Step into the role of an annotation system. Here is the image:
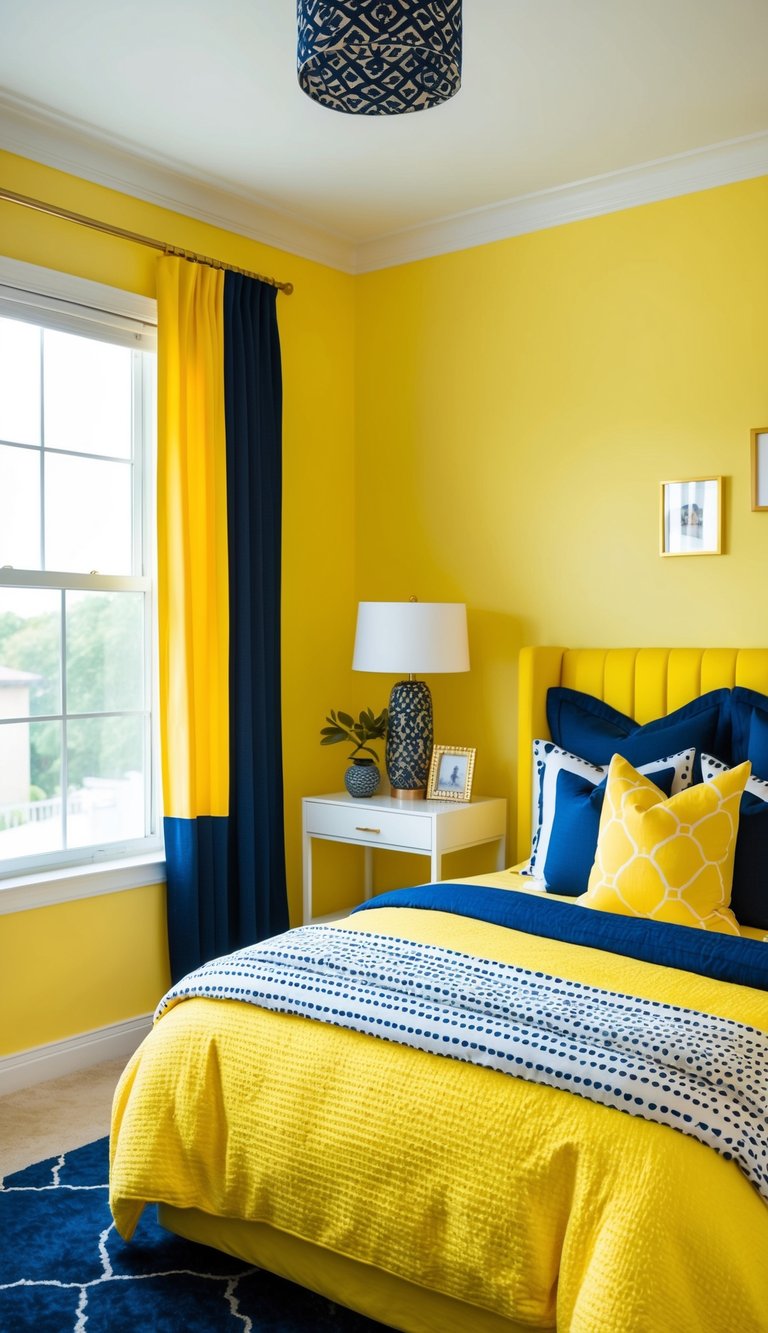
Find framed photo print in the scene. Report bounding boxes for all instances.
[751,429,768,511]
[427,745,476,802]
[660,476,722,557]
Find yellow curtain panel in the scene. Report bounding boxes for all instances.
[157,259,229,819]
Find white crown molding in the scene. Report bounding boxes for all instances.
[0,91,357,274]
[354,130,768,272]
[1,91,766,277]
[0,1013,152,1097]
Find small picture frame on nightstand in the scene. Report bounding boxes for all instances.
[427,746,476,802]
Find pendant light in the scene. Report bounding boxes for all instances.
[297,1,462,116]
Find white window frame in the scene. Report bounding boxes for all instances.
[0,257,164,910]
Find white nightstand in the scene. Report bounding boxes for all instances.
[302,791,507,924]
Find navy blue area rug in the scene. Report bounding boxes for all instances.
[0,1137,393,1332]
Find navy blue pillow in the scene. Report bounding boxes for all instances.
[702,752,768,929]
[543,763,677,897]
[731,687,768,779]
[546,686,731,778]
[731,793,768,930]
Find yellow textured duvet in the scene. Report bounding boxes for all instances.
[110,903,768,1332]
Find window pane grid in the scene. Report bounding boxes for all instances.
[0,321,137,578]
[0,588,153,864]
[0,436,136,467]
[0,710,151,725]
[0,586,151,841]
[131,350,144,580]
[39,331,45,570]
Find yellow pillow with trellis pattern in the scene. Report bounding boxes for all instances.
[583,754,750,935]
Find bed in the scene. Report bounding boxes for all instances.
[110,646,768,1333]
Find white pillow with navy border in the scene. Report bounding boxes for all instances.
[701,752,768,799]
[521,740,696,882]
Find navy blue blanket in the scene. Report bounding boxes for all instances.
[353,884,768,992]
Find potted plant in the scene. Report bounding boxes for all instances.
[320,706,388,798]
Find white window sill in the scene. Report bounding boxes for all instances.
[0,853,167,916]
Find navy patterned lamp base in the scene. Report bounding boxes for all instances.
[386,678,433,797]
[297,1,462,117]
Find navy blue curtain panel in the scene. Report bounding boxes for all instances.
[223,273,289,952]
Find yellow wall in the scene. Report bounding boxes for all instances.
[3,152,768,1057]
[355,176,768,855]
[1,885,169,1054]
[0,150,359,1053]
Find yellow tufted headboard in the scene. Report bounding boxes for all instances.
[516,647,768,860]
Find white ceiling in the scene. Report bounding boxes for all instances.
[1,1,768,270]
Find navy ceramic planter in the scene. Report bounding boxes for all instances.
[344,760,381,798]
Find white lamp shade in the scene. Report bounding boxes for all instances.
[352,602,470,676]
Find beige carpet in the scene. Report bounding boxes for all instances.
[0,1056,127,1178]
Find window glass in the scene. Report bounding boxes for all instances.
[0,588,61,715]
[0,445,41,569]
[45,454,133,575]
[44,330,132,458]
[66,591,144,714]
[66,715,145,848]
[0,720,62,859]
[0,316,40,446]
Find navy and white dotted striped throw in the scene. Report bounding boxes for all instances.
[156,924,768,1203]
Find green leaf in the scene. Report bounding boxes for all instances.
[337,711,355,728]
[320,729,347,745]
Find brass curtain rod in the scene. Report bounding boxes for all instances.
[0,187,294,295]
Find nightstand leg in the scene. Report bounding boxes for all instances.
[495,835,507,871]
[303,830,313,924]
[363,847,374,900]
[431,849,441,883]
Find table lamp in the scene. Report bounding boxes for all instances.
[352,599,470,799]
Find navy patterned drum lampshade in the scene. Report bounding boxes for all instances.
[297,1,462,116]
[353,601,470,798]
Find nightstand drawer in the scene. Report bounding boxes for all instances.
[304,802,432,851]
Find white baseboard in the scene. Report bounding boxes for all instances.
[0,1013,153,1096]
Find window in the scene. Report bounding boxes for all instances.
[0,259,159,878]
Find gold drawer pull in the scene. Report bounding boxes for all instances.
[355,826,381,834]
